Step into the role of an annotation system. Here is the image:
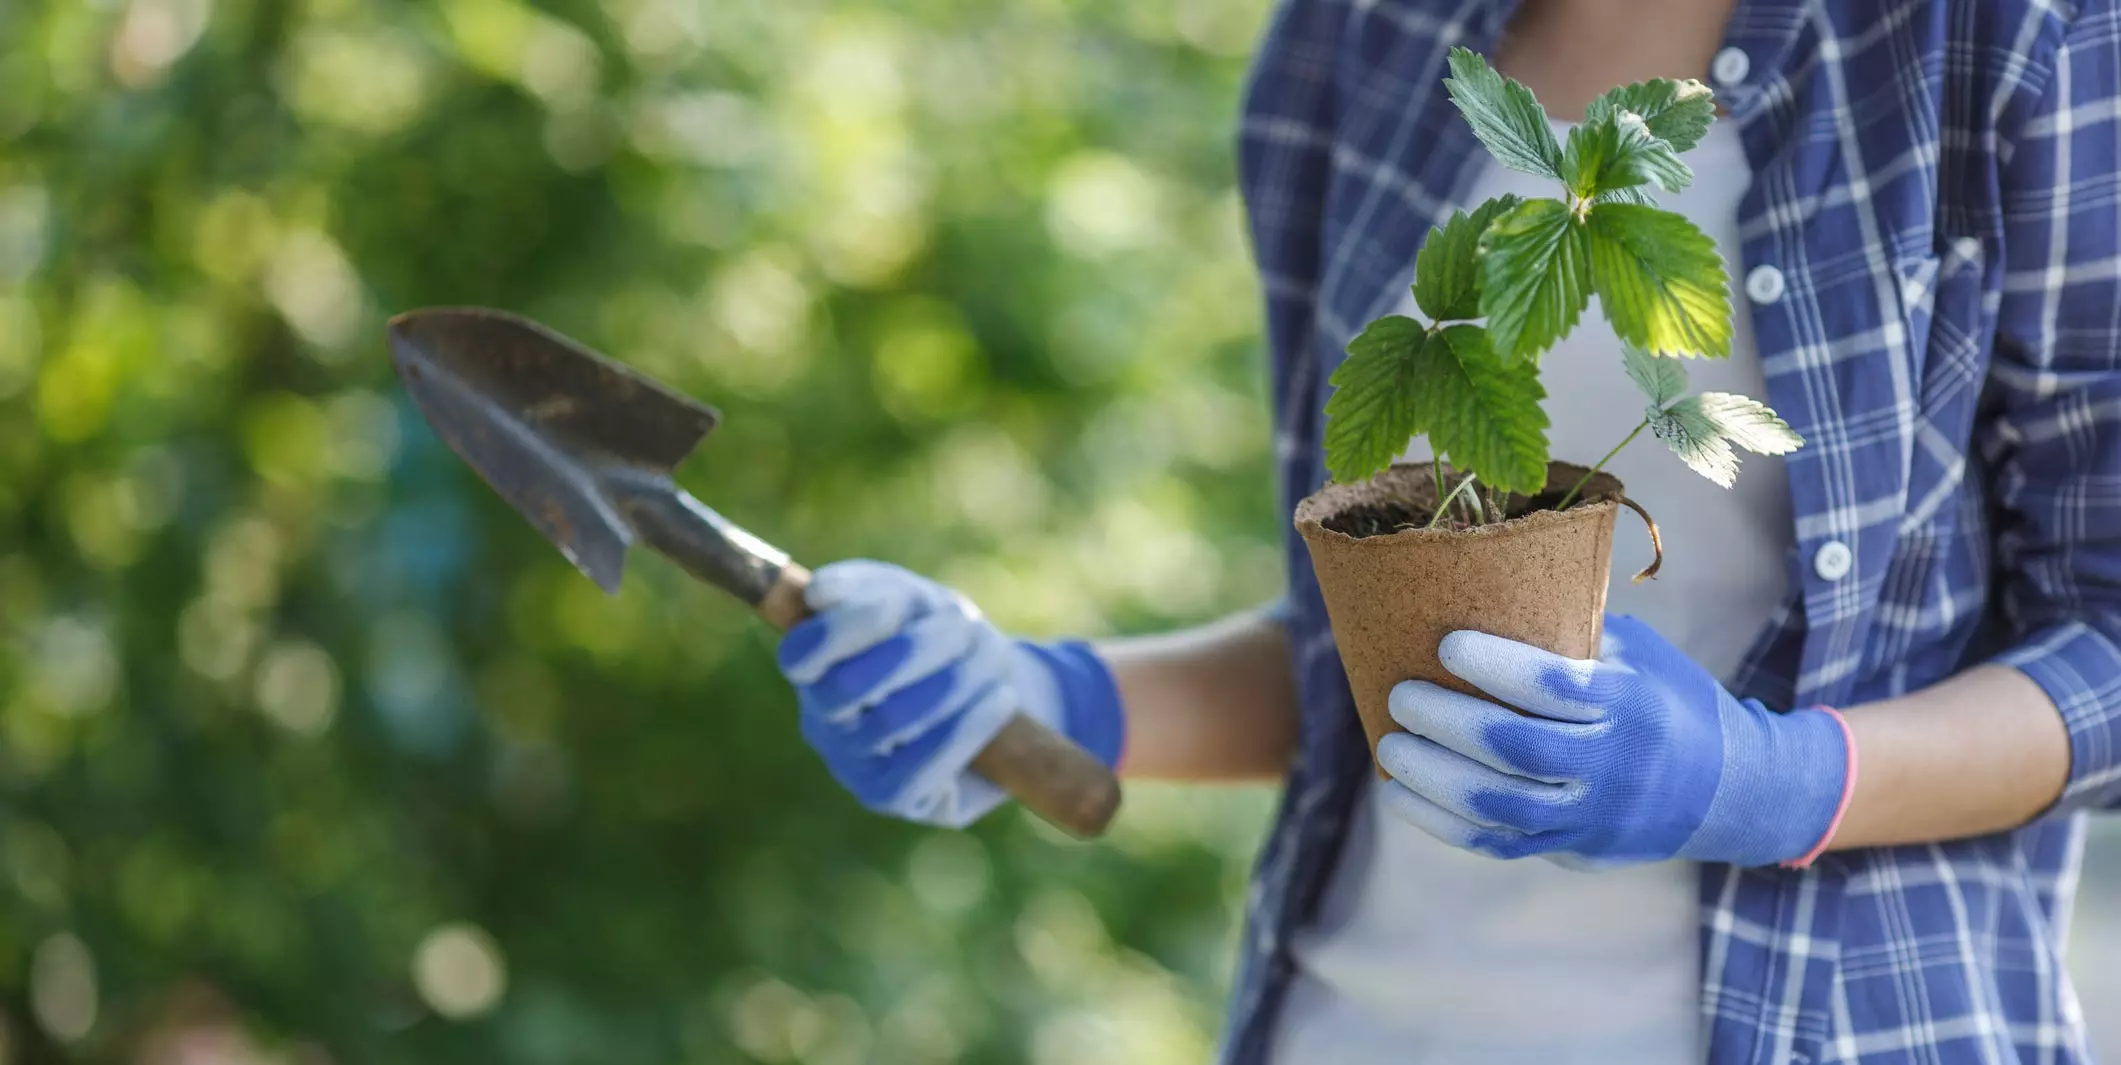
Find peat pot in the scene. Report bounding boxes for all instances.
[1295,460,1655,773]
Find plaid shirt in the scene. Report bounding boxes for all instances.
[1228,1,2121,1062]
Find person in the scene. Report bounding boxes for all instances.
[772,0,2121,1061]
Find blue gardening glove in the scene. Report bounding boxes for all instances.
[1377,614,1856,869]
[775,560,1125,828]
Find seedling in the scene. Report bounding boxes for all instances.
[1323,49,1802,528]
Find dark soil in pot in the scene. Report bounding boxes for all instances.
[1322,488,1579,538]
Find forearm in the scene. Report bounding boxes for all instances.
[1097,606,1301,782]
[1824,664,2071,851]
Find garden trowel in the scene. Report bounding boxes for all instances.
[385,307,1122,839]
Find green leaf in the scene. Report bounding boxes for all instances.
[1559,118,1621,198]
[1479,197,1591,361]
[1585,77,1717,152]
[1585,202,1731,357]
[1694,391,1804,454]
[1421,325,1551,494]
[1444,47,1563,179]
[1595,185,1660,207]
[1323,315,1428,483]
[1651,392,1803,487]
[1621,340,1689,410]
[1563,113,1691,198]
[1650,402,1739,486]
[1412,194,1521,321]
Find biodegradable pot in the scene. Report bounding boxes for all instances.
[1295,461,1654,775]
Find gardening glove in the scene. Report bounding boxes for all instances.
[775,560,1125,828]
[1376,614,1857,870]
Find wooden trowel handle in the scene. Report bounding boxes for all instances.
[757,563,1123,840]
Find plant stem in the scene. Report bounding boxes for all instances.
[1428,471,1482,530]
[1432,460,1446,513]
[1556,418,1650,511]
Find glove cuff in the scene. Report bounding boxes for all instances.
[1687,699,1854,867]
[1779,705,1858,869]
[1016,639,1126,770]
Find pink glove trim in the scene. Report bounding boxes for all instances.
[1782,705,1857,870]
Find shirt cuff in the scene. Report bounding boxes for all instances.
[1993,619,2121,813]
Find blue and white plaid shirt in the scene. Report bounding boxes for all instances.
[1228,1,2121,1061]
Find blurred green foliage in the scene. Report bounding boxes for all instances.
[0,0,1284,1060]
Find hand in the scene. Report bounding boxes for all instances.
[1376,614,1857,869]
[776,560,1125,828]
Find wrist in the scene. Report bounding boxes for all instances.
[1016,639,1127,770]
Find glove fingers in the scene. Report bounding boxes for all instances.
[779,596,918,685]
[1378,777,1565,861]
[1437,630,1617,724]
[841,647,1009,754]
[800,632,912,717]
[782,561,1028,831]
[1376,731,1578,835]
[782,561,968,684]
[804,706,963,813]
[804,559,962,614]
[802,613,984,722]
[892,683,1020,827]
[1387,680,1587,782]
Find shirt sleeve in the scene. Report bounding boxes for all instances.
[1985,0,2121,814]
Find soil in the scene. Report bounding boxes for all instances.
[1323,488,1578,539]
[1325,499,1437,537]
[1518,488,1572,515]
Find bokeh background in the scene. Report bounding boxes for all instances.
[0,0,2112,1062]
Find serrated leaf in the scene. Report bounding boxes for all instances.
[1595,185,1660,207]
[1585,202,1731,357]
[1421,325,1551,494]
[1612,115,1695,194]
[1561,113,1694,199]
[1651,401,1741,487]
[1480,197,1591,362]
[1652,393,1803,487]
[1559,118,1622,198]
[1445,47,1563,179]
[1621,340,1689,409]
[1585,77,1717,152]
[1413,194,1521,321]
[1323,315,1428,483]
[1695,392,1804,454]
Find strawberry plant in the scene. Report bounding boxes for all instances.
[1323,48,1803,525]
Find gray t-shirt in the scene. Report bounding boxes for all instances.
[1272,118,1793,1064]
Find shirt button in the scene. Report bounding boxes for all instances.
[1712,46,1751,86]
[1745,264,1786,305]
[1901,275,1926,306]
[1814,541,1854,582]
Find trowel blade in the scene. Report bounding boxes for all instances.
[386,307,721,593]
